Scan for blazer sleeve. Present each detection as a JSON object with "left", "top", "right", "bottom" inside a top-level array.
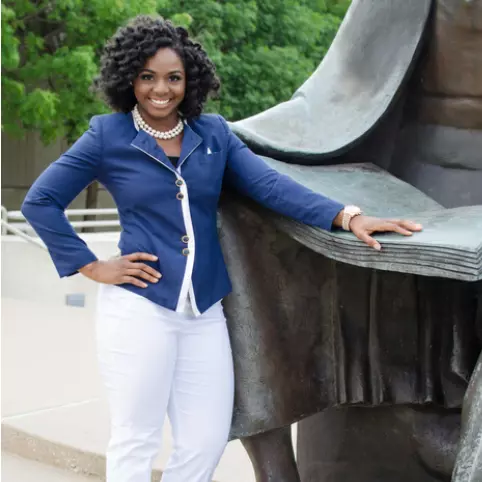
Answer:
[
  {"left": 219, "top": 115, "right": 345, "bottom": 231},
  {"left": 21, "top": 116, "right": 103, "bottom": 277}
]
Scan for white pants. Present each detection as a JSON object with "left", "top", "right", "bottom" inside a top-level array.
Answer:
[{"left": 95, "top": 284, "right": 234, "bottom": 482}]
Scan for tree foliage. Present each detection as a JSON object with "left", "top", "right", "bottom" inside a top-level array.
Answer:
[
  {"left": 2, "top": 0, "right": 350, "bottom": 144},
  {"left": 163, "top": 0, "right": 350, "bottom": 120},
  {"left": 2, "top": 0, "right": 160, "bottom": 142}
]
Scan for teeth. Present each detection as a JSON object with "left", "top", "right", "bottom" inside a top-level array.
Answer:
[{"left": 150, "top": 98, "right": 170, "bottom": 105}]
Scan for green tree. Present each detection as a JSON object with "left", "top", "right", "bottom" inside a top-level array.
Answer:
[
  {"left": 162, "top": 0, "right": 351, "bottom": 120},
  {"left": 2, "top": 0, "right": 350, "bottom": 142},
  {"left": 1, "top": 0, "right": 161, "bottom": 143}
]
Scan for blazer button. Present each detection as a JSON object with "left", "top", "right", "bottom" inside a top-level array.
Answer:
[
  {"left": 175, "top": 179, "right": 184, "bottom": 187},
  {"left": 176, "top": 192, "right": 185, "bottom": 200},
  {"left": 182, "top": 248, "right": 190, "bottom": 256},
  {"left": 181, "top": 235, "right": 190, "bottom": 243}
]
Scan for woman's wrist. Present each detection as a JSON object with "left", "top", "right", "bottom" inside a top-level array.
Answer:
[
  {"left": 79, "top": 260, "right": 100, "bottom": 277},
  {"left": 332, "top": 208, "right": 345, "bottom": 228}
]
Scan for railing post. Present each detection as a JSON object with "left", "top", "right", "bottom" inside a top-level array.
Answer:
[{"left": 1, "top": 206, "right": 8, "bottom": 235}]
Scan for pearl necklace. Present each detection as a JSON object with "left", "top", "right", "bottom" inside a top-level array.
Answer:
[{"left": 133, "top": 104, "right": 184, "bottom": 140}]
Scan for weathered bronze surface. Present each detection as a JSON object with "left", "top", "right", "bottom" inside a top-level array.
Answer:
[
  {"left": 231, "top": 0, "right": 432, "bottom": 160},
  {"left": 256, "top": 160, "right": 482, "bottom": 281},
  {"left": 220, "top": 0, "right": 482, "bottom": 480},
  {"left": 453, "top": 352, "right": 482, "bottom": 481}
]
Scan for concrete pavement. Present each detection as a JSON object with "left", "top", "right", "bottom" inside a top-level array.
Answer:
[
  {"left": 2, "top": 453, "right": 102, "bottom": 482},
  {"left": 1, "top": 297, "right": 257, "bottom": 481}
]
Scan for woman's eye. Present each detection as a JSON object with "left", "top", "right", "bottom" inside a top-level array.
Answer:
[
  {"left": 169, "top": 75, "right": 182, "bottom": 82},
  {"left": 140, "top": 74, "right": 154, "bottom": 81}
]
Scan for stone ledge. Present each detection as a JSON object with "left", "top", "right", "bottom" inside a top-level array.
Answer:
[{"left": 2, "top": 424, "right": 107, "bottom": 480}]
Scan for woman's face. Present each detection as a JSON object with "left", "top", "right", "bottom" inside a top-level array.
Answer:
[{"left": 133, "top": 47, "right": 186, "bottom": 125}]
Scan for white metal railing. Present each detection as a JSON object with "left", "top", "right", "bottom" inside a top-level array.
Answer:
[
  {"left": 6, "top": 208, "right": 119, "bottom": 220},
  {"left": 1, "top": 206, "right": 120, "bottom": 247},
  {"left": 0, "top": 219, "right": 47, "bottom": 249}
]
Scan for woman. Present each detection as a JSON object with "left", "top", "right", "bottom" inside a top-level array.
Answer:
[{"left": 21, "top": 15, "right": 422, "bottom": 482}]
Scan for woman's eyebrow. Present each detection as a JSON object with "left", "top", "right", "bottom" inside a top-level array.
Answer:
[{"left": 139, "top": 68, "right": 183, "bottom": 75}]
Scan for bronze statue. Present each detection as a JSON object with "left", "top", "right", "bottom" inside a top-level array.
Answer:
[
  {"left": 219, "top": 0, "right": 482, "bottom": 480},
  {"left": 453, "top": 352, "right": 482, "bottom": 482}
]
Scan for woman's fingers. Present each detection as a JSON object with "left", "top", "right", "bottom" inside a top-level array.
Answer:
[
  {"left": 356, "top": 231, "right": 381, "bottom": 251},
  {"left": 386, "top": 219, "right": 423, "bottom": 231},
  {"left": 379, "top": 222, "right": 413, "bottom": 236},
  {"left": 356, "top": 222, "right": 412, "bottom": 249},
  {"left": 125, "top": 268, "right": 159, "bottom": 283},
  {"left": 352, "top": 217, "right": 423, "bottom": 251},
  {"left": 397, "top": 220, "right": 423, "bottom": 231},
  {"left": 124, "top": 252, "right": 158, "bottom": 262},
  {"left": 121, "top": 275, "right": 148, "bottom": 288},
  {"left": 126, "top": 262, "right": 162, "bottom": 279},
  {"left": 120, "top": 254, "right": 162, "bottom": 284}
]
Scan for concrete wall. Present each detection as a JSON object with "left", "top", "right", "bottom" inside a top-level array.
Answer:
[
  {"left": 1, "top": 233, "right": 120, "bottom": 309},
  {"left": 2, "top": 131, "right": 72, "bottom": 210},
  {"left": 1, "top": 131, "right": 115, "bottom": 211}
]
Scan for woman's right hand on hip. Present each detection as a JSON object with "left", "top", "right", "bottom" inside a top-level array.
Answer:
[{"left": 79, "top": 253, "right": 162, "bottom": 288}]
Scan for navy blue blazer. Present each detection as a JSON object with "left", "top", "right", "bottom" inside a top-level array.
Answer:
[{"left": 21, "top": 112, "right": 344, "bottom": 314}]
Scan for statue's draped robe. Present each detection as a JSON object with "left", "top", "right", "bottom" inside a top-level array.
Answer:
[{"left": 219, "top": 0, "right": 482, "bottom": 440}]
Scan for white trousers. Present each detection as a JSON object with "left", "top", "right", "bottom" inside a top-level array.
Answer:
[{"left": 95, "top": 284, "right": 234, "bottom": 482}]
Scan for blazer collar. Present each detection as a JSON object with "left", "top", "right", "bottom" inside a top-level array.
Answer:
[
  {"left": 129, "top": 112, "right": 203, "bottom": 172},
  {"left": 178, "top": 121, "right": 203, "bottom": 169}
]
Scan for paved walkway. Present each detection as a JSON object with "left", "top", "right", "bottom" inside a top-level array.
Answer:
[
  {"left": 1, "top": 297, "right": 256, "bottom": 481},
  {"left": 2, "top": 453, "right": 102, "bottom": 482}
]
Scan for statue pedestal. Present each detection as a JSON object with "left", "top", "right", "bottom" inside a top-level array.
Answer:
[{"left": 297, "top": 407, "right": 459, "bottom": 482}]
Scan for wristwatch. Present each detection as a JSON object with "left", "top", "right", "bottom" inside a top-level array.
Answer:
[{"left": 341, "top": 205, "right": 363, "bottom": 231}]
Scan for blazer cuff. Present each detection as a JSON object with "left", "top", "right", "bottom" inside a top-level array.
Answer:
[
  {"left": 53, "top": 249, "right": 99, "bottom": 278},
  {"left": 320, "top": 202, "right": 345, "bottom": 231}
]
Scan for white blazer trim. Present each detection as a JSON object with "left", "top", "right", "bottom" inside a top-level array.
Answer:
[
  {"left": 132, "top": 115, "right": 200, "bottom": 316},
  {"left": 175, "top": 165, "right": 200, "bottom": 316}
]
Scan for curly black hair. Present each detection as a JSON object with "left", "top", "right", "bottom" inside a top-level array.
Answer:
[{"left": 94, "top": 15, "right": 220, "bottom": 119}]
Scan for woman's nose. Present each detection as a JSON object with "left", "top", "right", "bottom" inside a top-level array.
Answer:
[{"left": 152, "top": 80, "right": 169, "bottom": 96}]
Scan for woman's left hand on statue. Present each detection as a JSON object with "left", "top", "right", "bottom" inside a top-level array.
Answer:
[{"left": 349, "top": 216, "right": 423, "bottom": 251}]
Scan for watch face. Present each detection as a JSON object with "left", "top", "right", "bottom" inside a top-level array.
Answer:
[{"left": 346, "top": 205, "right": 361, "bottom": 215}]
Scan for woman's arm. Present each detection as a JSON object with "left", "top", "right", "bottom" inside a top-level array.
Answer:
[
  {"left": 22, "top": 116, "right": 163, "bottom": 285},
  {"left": 21, "top": 116, "right": 103, "bottom": 277},
  {"left": 220, "top": 115, "right": 345, "bottom": 232},
  {"left": 220, "top": 115, "right": 422, "bottom": 249}
]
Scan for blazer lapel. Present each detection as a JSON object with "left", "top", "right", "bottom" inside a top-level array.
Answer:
[
  {"left": 178, "top": 121, "right": 202, "bottom": 170},
  {"left": 129, "top": 113, "right": 175, "bottom": 172},
  {"left": 130, "top": 114, "right": 202, "bottom": 173}
]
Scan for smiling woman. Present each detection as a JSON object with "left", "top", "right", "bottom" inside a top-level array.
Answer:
[{"left": 94, "top": 15, "right": 220, "bottom": 120}]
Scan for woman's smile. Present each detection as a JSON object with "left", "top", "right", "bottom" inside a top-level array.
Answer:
[{"left": 148, "top": 98, "right": 172, "bottom": 108}]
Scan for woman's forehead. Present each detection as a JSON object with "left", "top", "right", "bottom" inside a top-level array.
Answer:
[{"left": 143, "top": 48, "right": 184, "bottom": 72}]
